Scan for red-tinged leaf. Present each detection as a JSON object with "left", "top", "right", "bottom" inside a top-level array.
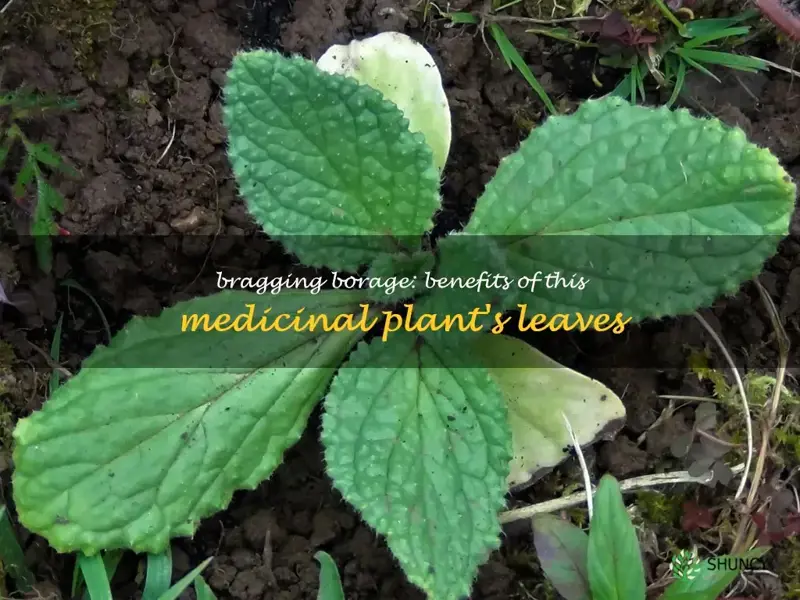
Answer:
[
  {"left": 681, "top": 501, "right": 714, "bottom": 532},
  {"left": 532, "top": 514, "right": 591, "bottom": 600}
]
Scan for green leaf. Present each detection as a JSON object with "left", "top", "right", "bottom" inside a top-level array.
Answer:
[
  {"left": 318, "top": 32, "right": 452, "bottom": 172},
  {"left": 223, "top": 50, "right": 441, "bottom": 271},
  {"left": 488, "top": 23, "right": 557, "bottom": 114},
  {"left": 447, "top": 11, "right": 479, "bottom": 24},
  {"left": 29, "top": 142, "right": 79, "bottom": 177},
  {"left": 194, "top": 576, "right": 218, "bottom": 600},
  {"left": 587, "top": 475, "right": 646, "bottom": 600},
  {"left": 682, "top": 27, "right": 750, "bottom": 48},
  {"left": 12, "top": 153, "right": 37, "bottom": 199},
  {"left": 156, "top": 557, "right": 213, "bottom": 600},
  {"left": 315, "top": 551, "right": 345, "bottom": 600},
  {"left": 142, "top": 548, "right": 173, "bottom": 600},
  {"left": 49, "top": 312, "right": 64, "bottom": 394},
  {"left": 676, "top": 48, "right": 767, "bottom": 72},
  {"left": 0, "top": 141, "right": 9, "bottom": 171},
  {"left": 532, "top": 514, "right": 591, "bottom": 600},
  {"left": 79, "top": 551, "right": 123, "bottom": 600},
  {"left": 77, "top": 553, "right": 112, "bottom": 600},
  {"left": 462, "top": 96, "right": 796, "bottom": 320},
  {"left": 0, "top": 505, "right": 35, "bottom": 591},
  {"left": 661, "top": 547, "right": 769, "bottom": 600},
  {"left": 322, "top": 332, "right": 511, "bottom": 600},
  {"left": 471, "top": 335, "right": 625, "bottom": 490},
  {"left": 684, "top": 10, "right": 760, "bottom": 37},
  {"left": 12, "top": 290, "right": 368, "bottom": 554}
]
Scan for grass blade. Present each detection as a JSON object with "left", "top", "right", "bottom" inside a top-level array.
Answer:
[
  {"left": 679, "top": 48, "right": 767, "bottom": 72},
  {"left": 60, "top": 279, "right": 112, "bottom": 344},
  {"left": 447, "top": 11, "right": 479, "bottom": 24},
  {"left": 77, "top": 553, "right": 112, "bottom": 600},
  {"left": 49, "top": 312, "right": 63, "bottom": 394},
  {"left": 194, "top": 576, "right": 218, "bottom": 600},
  {"left": 666, "top": 59, "right": 687, "bottom": 108},
  {"left": 142, "top": 548, "right": 173, "bottom": 600},
  {"left": 673, "top": 50, "right": 721, "bottom": 81},
  {"left": 80, "top": 551, "right": 123, "bottom": 600},
  {"left": 683, "top": 26, "right": 751, "bottom": 48},
  {"left": 684, "top": 10, "right": 760, "bottom": 37},
  {"left": 0, "top": 506, "right": 35, "bottom": 591},
  {"left": 488, "top": 22, "right": 557, "bottom": 113},
  {"left": 609, "top": 70, "right": 634, "bottom": 99},
  {"left": 315, "top": 551, "right": 345, "bottom": 600},
  {"left": 155, "top": 557, "right": 213, "bottom": 600}
]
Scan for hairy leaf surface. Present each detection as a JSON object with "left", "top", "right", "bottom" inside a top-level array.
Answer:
[
  {"left": 13, "top": 290, "right": 367, "bottom": 554},
  {"left": 322, "top": 333, "right": 511, "bottom": 600},
  {"left": 463, "top": 97, "right": 796, "bottom": 320},
  {"left": 224, "top": 50, "right": 441, "bottom": 271}
]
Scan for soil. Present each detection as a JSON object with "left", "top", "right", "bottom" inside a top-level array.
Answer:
[{"left": 0, "top": 0, "right": 799, "bottom": 599}]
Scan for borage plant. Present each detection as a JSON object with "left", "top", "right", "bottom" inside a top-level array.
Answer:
[{"left": 11, "top": 32, "right": 796, "bottom": 600}]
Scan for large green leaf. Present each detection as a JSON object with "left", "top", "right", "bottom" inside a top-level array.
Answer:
[
  {"left": 12, "top": 290, "right": 367, "bottom": 554},
  {"left": 532, "top": 514, "right": 591, "bottom": 600},
  {"left": 322, "top": 333, "right": 511, "bottom": 600},
  {"left": 462, "top": 96, "right": 795, "bottom": 320},
  {"left": 471, "top": 335, "right": 625, "bottom": 490},
  {"left": 223, "top": 50, "right": 441, "bottom": 271},
  {"left": 587, "top": 475, "right": 646, "bottom": 600}
]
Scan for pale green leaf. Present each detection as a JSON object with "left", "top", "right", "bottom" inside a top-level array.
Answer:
[
  {"left": 587, "top": 475, "right": 646, "bottom": 600},
  {"left": 317, "top": 32, "right": 452, "bottom": 172},
  {"left": 462, "top": 96, "right": 796, "bottom": 320},
  {"left": 12, "top": 290, "right": 368, "bottom": 554},
  {"left": 322, "top": 332, "right": 511, "bottom": 600},
  {"left": 471, "top": 335, "right": 625, "bottom": 490},
  {"left": 532, "top": 515, "right": 591, "bottom": 600},
  {"left": 223, "top": 50, "right": 441, "bottom": 271}
]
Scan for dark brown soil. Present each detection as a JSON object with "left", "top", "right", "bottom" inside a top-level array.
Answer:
[{"left": 0, "top": 0, "right": 799, "bottom": 598}]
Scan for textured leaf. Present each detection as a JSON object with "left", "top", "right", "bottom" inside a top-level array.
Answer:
[
  {"left": 322, "top": 333, "right": 511, "bottom": 600},
  {"left": 532, "top": 514, "right": 591, "bottom": 600},
  {"left": 12, "top": 290, "right": 367, "bottom": 554},
  {"left": 223, "top": 50, "right": 441, "bottom": 271},
  {"left": 317, "top": 32, "right": 451, "bottom": 172},
  {"left": 463, "top": 96, "right": 796, "bottom": 320},
  {"left": 587, "top": 475, "right": 646, "bottom": 600},
  {"left": 471, "top": 335, "right": 625, "bottom": 490}
]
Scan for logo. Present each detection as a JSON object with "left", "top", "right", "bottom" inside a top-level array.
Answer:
[{"left": 670, "top": 548, "right": 702, "bottom": 580}]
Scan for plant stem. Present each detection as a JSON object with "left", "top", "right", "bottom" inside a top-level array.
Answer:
[
  {"left": 652, "top": 0, "right": 688, "bottom": 34},
  {"left": 498, "top": 464, "right": 745, "bottom": 524}
]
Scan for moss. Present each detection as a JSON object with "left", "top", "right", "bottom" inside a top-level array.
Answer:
[
  {"left": 776, "top": 538, "right": 800, "bottom": 598},
  {"left": 635, "top": 490, "right": 683, "bottom": 528},
  {"left": 0, "top": 0, "right": 118, "bottom": 76},
  {"left": 523, "top": 0, "right": 573, "bottom": 21}
]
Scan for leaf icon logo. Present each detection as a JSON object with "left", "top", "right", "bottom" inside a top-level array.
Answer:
[{"left": 670, "top": 549, "right": 702, "bottom": 580}]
